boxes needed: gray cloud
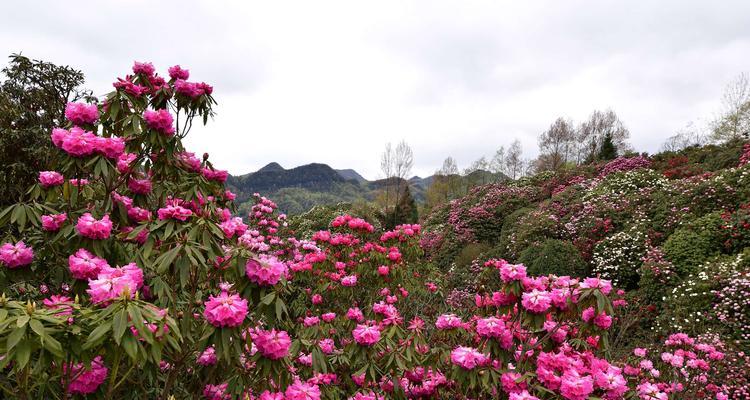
[2,0,748,179]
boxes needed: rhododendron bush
[0,62,737,399]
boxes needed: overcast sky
[2,1,749,179]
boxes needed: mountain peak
[257,162,285,173]
[336,169,367,183]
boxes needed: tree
[489,146,506,178]
[379,140,413,226]
[0,54,93,206]
[379,142,395,216]
[537,117,575,171]
[577,109,631,162]
[464,156,489,189]
[505,139,525,179]
[661,121,708,152]
[393,140,414,200]
[393,185,418,226]
[597,132,618,160]
[425,156,462,210]
[711,72,750,142]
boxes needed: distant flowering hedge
[0,62,736,399]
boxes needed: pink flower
[319,338,336,354]
[435,314,463,330]
[76,213,113,240]
[377,265,390,276]
[252,329,292,359]
[347,307,364,322]
[202,383,230,400]
[168,65,190,80]
[143,109,175,136]
[521,289,552,313]
[132,61,155,76]
[246,256,288,286]
[499,260,527,283]
[61,127,98,157]
[157,205,193,221]
[352,324,381,346]
[202,168,229,182]
[175,79,205,98]
[197,346,217,366]
[95,136,125,159]
[203,291,248,328]
[41,213,67,231]
[64,102,99,125]
[509,391,540,400]
[39,171,64,187]
[450,346,487,370]
[69,248,109,280]
[43,295,73,316]
[341,274,358,287]
[593,312,613,329]
[476,317,513,349]
[117,153,137,173]
[86,263,143,304]
[559,371,594,400]
[285,381,321,400]
[311,293,323,305]
[64,356,108,394]
[127,207,151,222]
[128,177,152,194]
[580,278,612,295]
[0,241,34,268]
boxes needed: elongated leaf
[113,308,128,345]
[84,321,112,349]
[7,325,26,350]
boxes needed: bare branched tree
[505,139,524,180]
[393,140,414,200]
[538,117,576,171]
[711,72,750,142]
[490,146,506,178]
[576,109,631,162]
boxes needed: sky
[2,1,749,179]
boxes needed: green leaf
[122,333,139,360]
[260,292,275,306]
[84,321,112,349]
[113,307,128,345]
[14,339,31,369]
[7,325,26,350]
[29,319,45,341]
[16,315,30,328]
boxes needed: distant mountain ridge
[227,162,505,215]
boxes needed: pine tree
[597,132,618,161]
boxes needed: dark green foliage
[0,54,93,207]
[597,132,618,161]
[454,243,491,268]
[651,139,746,172]
[286,202,382,238]
[392,186,418,227]
[662,213,725,275]
[518,239,588,277]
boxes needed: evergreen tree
[392,185,418,228]
[597,132,618,161]
[0,54,93,206]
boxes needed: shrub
[662,212,724,276]
[592,227,648,289]
[518,239,588,277]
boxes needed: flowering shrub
[592,227,647,289]
[0,62,741,399]
[598,155,652,178]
